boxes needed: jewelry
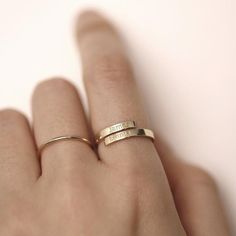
[104,128,155,146]
[38,135,93,155]
[96,120,136,143]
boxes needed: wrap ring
[96,120,136,143]
[96,120,155,146]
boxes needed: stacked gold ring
[38,121,155,155]
[96,120,136,143]
[96,120,155,146]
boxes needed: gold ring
[96,120,136,143]
[104,128,155,146]
[38,136,93,155]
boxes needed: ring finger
[32,78,98,178]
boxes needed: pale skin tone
[0,11,231,235]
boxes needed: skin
[0,11,231,236]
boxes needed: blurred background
[0,0,235,232]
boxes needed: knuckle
[50,182,77,210]
[0,109,28,154]
[57,174,90,200]
[192,167,216,186]
[0,109,26,126]
[184,165,217,190]
[1,198,33,235]
[54,178,94,215]
[116,162,161,193]
[115,165,169,212]
[34,78,76,95]
[88,53,133,86]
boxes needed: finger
[77,12,187,235]
[156,141,231,235]
[76,11,157,168]
[32,78,98,178]
[0,109,40,190]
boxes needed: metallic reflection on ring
[38,135,93,155]
[96,120,136,143]
[104,128,155,146]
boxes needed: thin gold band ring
[38,136,93,155]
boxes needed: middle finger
[77,12,186,235]
[77,12,158,170]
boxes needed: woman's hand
[0,11,230,235]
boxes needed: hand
[0,11,230,236]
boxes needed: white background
[0,0,235,233]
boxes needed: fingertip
[76,10,105,30]
[79,10,104,22]
[75,9,117,41]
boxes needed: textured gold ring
[104,128,155,146]
[96,120,136,143]
[38,136,93,155]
